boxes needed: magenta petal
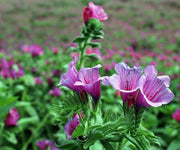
[139,73,174,107]
[115,62,143,91]
[79,64,101,83]
[64,114,80,140]
[5,108,20,126]
[102,75,120,90]
[144,65,157,79]
[172,109,180,122]
[59,57,80,92]
[157,75,170,87]
[89,2,108,21]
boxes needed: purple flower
[59,57,103,103]
[52,47,58,54]
[89,2,108,22]
[59,57,82,92]
[37,139,59,150]
[172,108,180,122]
[10,68,16,79]
[75,64,102,103]
[64,114,80,140]
[35,77,44,85]
[5,108,20,126]
[1,68,9,79]
[137,65,174,107]
[102,62,143,108]
[49,87,62,97]
[103,62,174,108]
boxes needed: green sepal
[71,124,84,139]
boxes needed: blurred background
[0,0,180,149]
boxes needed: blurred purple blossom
[5,108,20,126]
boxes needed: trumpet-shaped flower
[59,57,81,92]
[102,62,143,108]
[103,62,174,108]
[59,58,102,103]
[172,108,180,122]
[75,64,102,103]
[5,108,20,126]
[137,65,174,107]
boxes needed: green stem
[79,38,89,69]
[22,111,50,150]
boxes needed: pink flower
[102,62,143,108]
[5,108,20,126]
[83,2,108,23]
[37,139,59,150]
[172,108,180,122]
[102,62,174,108]
[64,114,80,140]
[83,6,93,24]
[75,64,102,103]
[59,57,81,92]
[49,87,62,97]
[137,65,174,107]
[52,47,59,54]
[89,2,108,21]
[59,57,103,103]
[35,77,44,85]
[1,68,9,79]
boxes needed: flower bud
[87,18,103,32]
[83,6,93,24]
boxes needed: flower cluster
[102,62,174,108]
[0,58,24,79]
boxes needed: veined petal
[144,65,157,79]
[115,62,143,91]
[59,57,79,91]
[139,69,174,107]
[79,64,101,84]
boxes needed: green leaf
[56,140,82,150]
[68,47,80,52]
[88,42,101,48]
[85,54,99,59]
[5,131,17,144]
[21,75,35,86]
[71,124,84,139]
[83,131,104,149]
[167,139,180,150]
[91,35,104,40]
[73,36,85,43]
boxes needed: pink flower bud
[83,6,93,24]
[5,108,20,126]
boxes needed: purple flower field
[0,0,180,150]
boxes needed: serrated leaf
[73,36,85,43]
[71,124,84,139]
